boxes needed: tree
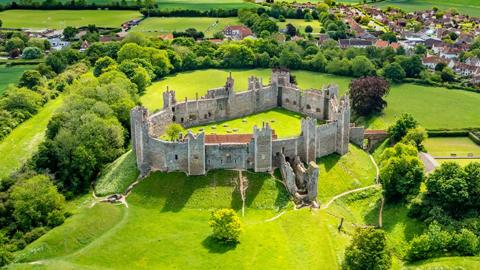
[401,126,427,150]
[165,123,183,140]
[343,227,391,270]
[217,44,255,68]
[93,56,117,77]
[383,62,406,83]
[324,0,333,6]
[27,38,47,50]
[209,209,242,243]
[46,51,68,73]
[379,143,424,201]
[10,175,66,231]
[18,70,43,90]
[304,12,313,22]
[380,32,397,42]
[1,87,44,116]
[387,113,418,143]
[63,26,79,40]
[279,49,302,69]
[397,55,424,78]
[415,44,427,55]
[285,23,297,37]
[5,37,25,52]
[0,246,13,267]
[305,25,313,33]
[349,76,390,116]
[441,67,456,82]
[131,67,151,94]
[0,19,2,28]
[351,55,375,77]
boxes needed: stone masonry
[130,70,364,204]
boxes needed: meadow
[11,144,376,269]
[0,65,31,95]
[142,69,480,130]
[373,0,480,17]
[155,0,258,10]
[0,10,142,29]
[277,19,322,34]
[131,17,239,38]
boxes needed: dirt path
[320,184,380,210]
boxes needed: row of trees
[0,31,50,58]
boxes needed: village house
[453,62,480,77]
[223,25,253,40]
[422,56,452,70]
[338,38,373,49]
[466,57,480,67]
[48,37,70,50]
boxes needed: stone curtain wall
[130,70,360,176]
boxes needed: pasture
[0,65,31,95]
[373,0,480,17]
[142,69,480,130]
[0,10,141,29]
[131,17,239,38]
[155,0,258,10]
[277,19,322,34]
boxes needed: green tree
[165,123,183,141]
[441,67,456,82]
[0,246,13,267]
[0,87,43,116]
[10,175,66,231]
[387,113,418,142]
[349,76,390,116]
[27,38,47,50]
[131,67,151,94]
[305,25,313,33]
[18,70,43,90]
[209,209,242,243]
[93,56,117,77]
[379,143,424,201]
[63,26,79,40]
[351,55,375,77]
[380,32,397,42]
[343,227,392,270]
[217,44,255,68]
[383,62,406,83]
[22,46,44,60]
[5,37,25,52]
[401,126,427,150]
[46,51,68,73]
[397,55,424,78]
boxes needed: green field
[424,137,480,166]
[373,0,480,17]
[132,17,239,38]
[94,150,139,196]
[277,19,322,34]
[0,10,142,29]
[155,0,258,10]
[0,65,32,95]
[142,69,480,130]
[0,95,64,180]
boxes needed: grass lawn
[94,150,139,196]
[424,137,480,157]
[155,0,258,10]
[187,108,304,138]
[0,95,64,180]
[0,65,32,95]
[132,17,239,38]
[373,0,480,17]
[0,10,142,29]
[277,19,322,34]
[13,169,346,269]
[142,69,480,130]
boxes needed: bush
[343,227,391,270]
[209,209,242,243]
[22,46,44,60]
[387,113,418,143]
[0,246,13,267]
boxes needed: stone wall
[130,70,363,177]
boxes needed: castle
[131,70,364,204]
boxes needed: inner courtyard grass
[0,10,142,29]
[142,69,480,130]
[0,65,32,95]
[132,17,240,38]
[187,108,304,138]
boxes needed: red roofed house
[223,25,253,40]
[375,40,400,49]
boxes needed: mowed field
[0,10,142,29]
[277,19,322,34]
[141,69,480,130]
[0,65,31,95]
[132,17,239,38]
[424,137,480,166]
[373,0,480,17]
[155,0,258,10]
[11,144,377,269]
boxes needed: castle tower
[130,106,150,175]
[335,96,351,155]
[301,117,317,163]
[186,132,206,175]
[253,123,273,172]
[306,161,319,203]
[225,72,235,96]
[163,89,176,110]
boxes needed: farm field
[155,0,258,10]
[0,10,142,29]
[131,17,239,38]
[373,0,480,17]
[142,69,480,130]
[0,65,31,95]
[277,19,322,34]
[0,95,64,179]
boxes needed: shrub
[209,209,242,243]
[387,113,418,143]
[343,227,391,270]
[22,46,44,60]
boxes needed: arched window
[316,108,321,113]
[293,101,297,105]
[306,104,311,110]
[285,98,290,103]
[172,116,176,122]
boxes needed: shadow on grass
[317,153,341,172]
[202,235,238,254]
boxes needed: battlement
[130,70,362,177]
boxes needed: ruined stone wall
[349,126,365,148]
[253,124,273,172]
[149,110,173,138]
[316,122,338,157]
